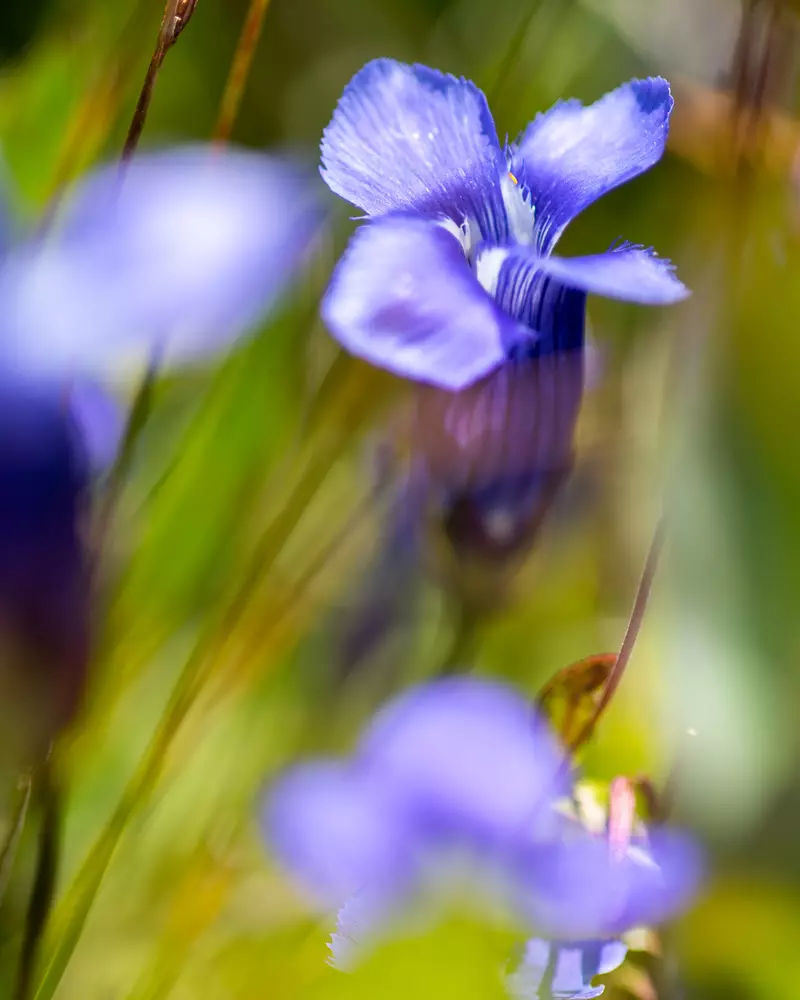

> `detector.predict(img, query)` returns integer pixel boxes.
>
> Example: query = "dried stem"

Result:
[213,0,272,144]
[569,514,667,753]
[121,0,199,161]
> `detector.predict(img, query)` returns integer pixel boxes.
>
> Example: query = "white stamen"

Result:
[475,247,508,296]
[436,215,478,261]
[501,173,535,246]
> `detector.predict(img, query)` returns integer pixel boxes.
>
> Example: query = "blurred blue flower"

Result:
[262,677,703,989]
[0,146,323,376]
[0,145,322,753]
[320,59,687,390]
[0,382,91,758]
[264,678,568,910]
[517,824,703,942]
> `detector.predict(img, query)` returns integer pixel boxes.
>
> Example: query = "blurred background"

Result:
[0,0,799,997]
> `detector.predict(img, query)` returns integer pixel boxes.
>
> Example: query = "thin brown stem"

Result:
[569,514,667,753]
[121,0,200,161]
[213,0,272,144]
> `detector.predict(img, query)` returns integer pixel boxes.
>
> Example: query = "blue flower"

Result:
[262,678,703,992]
[409,345,585,565]
[264,678,568,909]
[319,60,687,390]
[0,381,92,759]
[0,146,323,376]
[0,146,322,755]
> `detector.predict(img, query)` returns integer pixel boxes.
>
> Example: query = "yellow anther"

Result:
[508,171,519,185]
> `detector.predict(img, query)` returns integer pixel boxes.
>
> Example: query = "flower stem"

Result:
[14,759,60,1000]
[121,0,199,162]
[213,0,272,144]
[569,513,667,752]
[0,774,33,908]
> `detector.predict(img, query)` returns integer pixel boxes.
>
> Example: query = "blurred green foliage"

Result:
[0,0,798,998]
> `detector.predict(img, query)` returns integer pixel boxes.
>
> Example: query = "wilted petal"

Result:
[510,78,673,249]
[0,147,323,376]
[357,678,568,844]
[323,215,520,389]
[262,760,415,908]
[508,937,627,999]
[322,59,507,240]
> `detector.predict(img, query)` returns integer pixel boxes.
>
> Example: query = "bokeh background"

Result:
[0,0,799,997]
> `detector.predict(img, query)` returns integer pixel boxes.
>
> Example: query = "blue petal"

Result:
[322,59,508,241]
[68,380,125,471]
[329,890,394,970]
[508,938,627,1000]
[0,147,323,376]
[484,249,587,354]
[356,677,569,845]
[510,79,673,250]
[410,350,584,526]
[0,379,91,749]
[322,215,520,390]
[482,243,688,309]
[519,827,703,938]
[537,246,689,305]
[262,761,415,908]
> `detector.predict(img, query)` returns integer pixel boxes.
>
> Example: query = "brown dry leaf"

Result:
[537,652,616,746]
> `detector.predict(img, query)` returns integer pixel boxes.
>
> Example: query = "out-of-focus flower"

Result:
[264,678,568,910]
[516,821,702,943]
[0,146,322,758]
[320,59,687,391]
[507,937,628,1000]
[0,146,323,376]
[262,678,702,994]
[0,381,91,761]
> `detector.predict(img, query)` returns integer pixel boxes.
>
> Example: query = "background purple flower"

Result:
[319,59,687,390]
[262,677,703,988]
[0,380,91,758]
[0,145,322,754]
[263,677,567,911]
[518,826,704,941]
[0,146,323,377]
[357,678,568,843]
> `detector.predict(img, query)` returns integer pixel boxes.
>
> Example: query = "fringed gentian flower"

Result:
[0,148,322,760]
[262,678,702,997]
[320,59,687,392]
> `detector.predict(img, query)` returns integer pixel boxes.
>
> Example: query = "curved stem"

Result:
[569,513,667,752]
[122,0,200,161]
